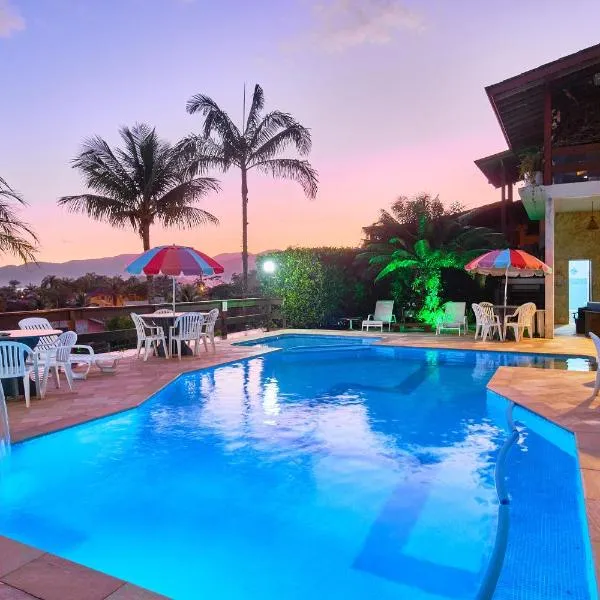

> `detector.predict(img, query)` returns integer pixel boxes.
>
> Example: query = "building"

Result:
[476,43,600,337]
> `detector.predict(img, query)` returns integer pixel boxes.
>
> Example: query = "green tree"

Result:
[362,193,464,245]
[0,176,38,262]
[58,123,220,252]
[179,283,201,302]
[183,84,318,294]
[367,216,502,325]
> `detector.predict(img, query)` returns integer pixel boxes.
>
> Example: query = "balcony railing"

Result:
[552,143,600,184]
[0,298,284,352]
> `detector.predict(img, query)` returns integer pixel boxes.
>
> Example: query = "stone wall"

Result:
[554,211,600,324]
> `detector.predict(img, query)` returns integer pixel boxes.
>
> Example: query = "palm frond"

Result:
[57,194,134,228]
[0,181,38,262]
[186,93,241,147]
[0,177,25,205]
[155,178,220,221]
[251,158,318,198]
[72,136,137,200]
[249,123,312,164]
[244,84,264,137]
[375,258,419,281]
[159,205,219,229]
[174,135,232,177]
[249,110,298,150]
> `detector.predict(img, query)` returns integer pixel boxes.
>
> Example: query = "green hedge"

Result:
[257,248,384,328]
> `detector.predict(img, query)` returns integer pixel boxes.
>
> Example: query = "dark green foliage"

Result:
[258,248,380,328]
[105,315,133,331]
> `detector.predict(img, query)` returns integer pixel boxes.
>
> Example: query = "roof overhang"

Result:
[486,43,600,152]
[474,150,520,188]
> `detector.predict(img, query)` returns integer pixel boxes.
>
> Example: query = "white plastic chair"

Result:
[504,302,536,342]
[0,342,38,407]
[201,308,219,352]
[472,303,503,342]
[37,331,77,396]
[473,302,497,339]
[169,313,205,359]
[131,313,168,360]
[588,332,600,399]
[436,302,467,335]
[362,300,396,331]
[19,317,95,379]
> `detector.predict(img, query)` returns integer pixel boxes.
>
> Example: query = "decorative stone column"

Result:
[544,195,555,338]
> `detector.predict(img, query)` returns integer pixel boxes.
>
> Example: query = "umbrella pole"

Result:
[504,265,509,308]
[172,277,176,314]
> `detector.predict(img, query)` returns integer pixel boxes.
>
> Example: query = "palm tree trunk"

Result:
[141,222,151,252]
[241,164,249,297]
[141,221,152,301]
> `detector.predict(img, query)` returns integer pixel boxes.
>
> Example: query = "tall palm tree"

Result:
[58,123,220,252]
[0,177,38,262]
[182,84,318,294]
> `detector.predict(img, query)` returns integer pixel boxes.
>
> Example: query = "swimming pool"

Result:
[0,340,595,599]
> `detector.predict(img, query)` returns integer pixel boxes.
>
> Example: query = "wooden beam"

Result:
[543,85,552,185]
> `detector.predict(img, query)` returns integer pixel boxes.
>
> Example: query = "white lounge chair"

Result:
[169,313,205,359]
[0,342,38,408]
[503,302,536,342]
[19,317,96,379]
[472,303,502,342]
[154,308,173,315]
[362,300,396,332]
[131,313,169,360]
[436,302,467,335]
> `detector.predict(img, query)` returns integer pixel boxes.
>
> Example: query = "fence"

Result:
[0,298,284,352]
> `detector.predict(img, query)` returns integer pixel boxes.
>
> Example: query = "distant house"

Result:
[86,288,144,308]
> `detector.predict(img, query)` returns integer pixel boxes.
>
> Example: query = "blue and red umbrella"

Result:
[465,249,551,306]
[126,245,224,311]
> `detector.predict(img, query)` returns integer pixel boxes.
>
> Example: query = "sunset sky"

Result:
[1,0,600,265]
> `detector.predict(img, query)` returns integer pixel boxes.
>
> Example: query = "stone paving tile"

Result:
[1,555,123,600]
[105,584,169,599]
[0,583,40,599]
[0,538,44,580]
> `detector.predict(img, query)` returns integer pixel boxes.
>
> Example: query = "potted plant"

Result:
[519,149,544,185]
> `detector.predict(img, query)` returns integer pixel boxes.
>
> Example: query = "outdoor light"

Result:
[263,260,276,274]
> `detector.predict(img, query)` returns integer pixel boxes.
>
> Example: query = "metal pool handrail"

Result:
[476,401,519,600]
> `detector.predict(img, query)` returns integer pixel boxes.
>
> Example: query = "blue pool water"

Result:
[235,333,381,349]
[0,341,596,599]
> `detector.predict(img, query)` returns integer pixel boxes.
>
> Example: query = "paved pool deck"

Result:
[1,329,599,598]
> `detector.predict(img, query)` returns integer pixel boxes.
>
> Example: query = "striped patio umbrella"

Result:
[465,249,551,307]
[126,245,224,312]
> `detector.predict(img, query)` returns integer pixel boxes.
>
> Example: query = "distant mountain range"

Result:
[0,252,258,287]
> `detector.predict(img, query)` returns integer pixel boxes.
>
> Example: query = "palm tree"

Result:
[365,215,503,325]
[183,84,318,294]
[0,177,38,262]
[58,123,220,252]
